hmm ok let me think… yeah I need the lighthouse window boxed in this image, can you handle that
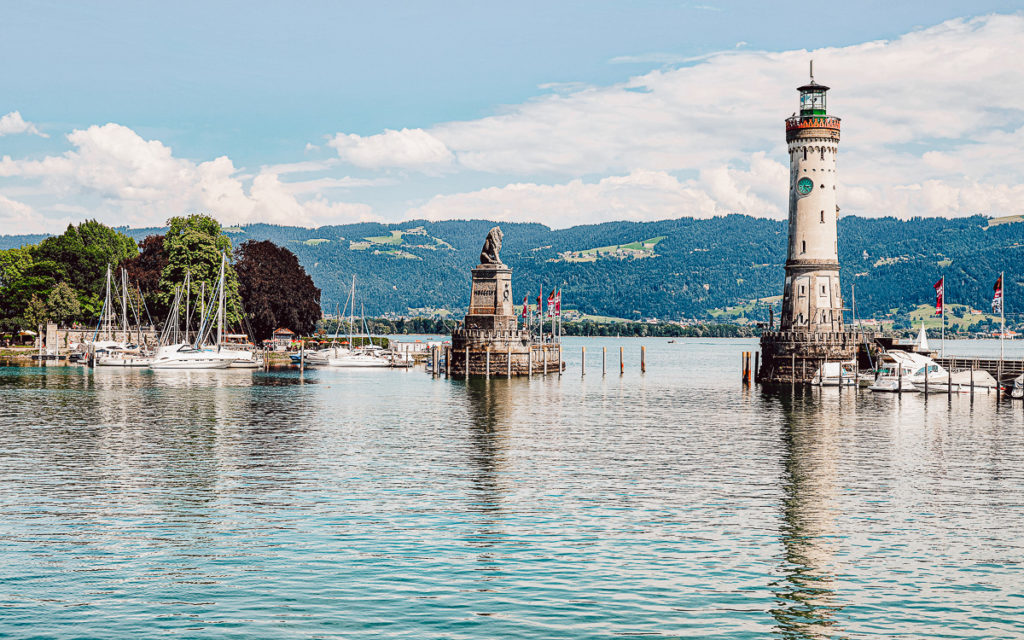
[821,285,827,295]
[820,148,824,160]
[820,210,824,223]
[803,148,807,160]
[801,240,806,253]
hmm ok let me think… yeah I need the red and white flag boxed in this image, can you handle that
[547,291,556,318]
[521,294,528,319]
[934,277,944,315]
[993,275,1003,314]
[554,290,562,317]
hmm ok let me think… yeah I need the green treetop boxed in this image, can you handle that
[159,214,243,326]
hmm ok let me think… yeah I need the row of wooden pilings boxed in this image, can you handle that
[429,345,647,378]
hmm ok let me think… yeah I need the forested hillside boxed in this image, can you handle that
[3,215,1022,321]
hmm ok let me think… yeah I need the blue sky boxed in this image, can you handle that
[2,2,1023,232]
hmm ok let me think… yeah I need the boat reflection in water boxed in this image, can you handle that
[769,391,846,639]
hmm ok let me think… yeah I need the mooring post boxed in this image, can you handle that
[924,363,928,395]
[542,346,548,376]
[602,347,607,376]
[970,364,974,399]
[465,346,470,379]
[619,346,624,375]
[898,364,902,396]
[947,362,952,399]
[432,346,438,377]
[558,343,563,377]
[641,346,646,374]
[791,353,796,385]
[581,346,586,377]
[754,352,759,384]
[742,352,748,384]
[819,359,825,387]
[507,346,512,378]
[838,361,843,389]
[801,358,806,383]
[485,348,490,379]
[299,342,305,372]
[997,361,1003,401]
[528,346,533,378]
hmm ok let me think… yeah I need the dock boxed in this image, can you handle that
[935,356,1024,383]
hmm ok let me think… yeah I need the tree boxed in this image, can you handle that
[22,294,49,331]
[122,234,168,320]
[33,220,136,299]
[235,240,321,341]
[47,282,81,326]
[159,215,242,325]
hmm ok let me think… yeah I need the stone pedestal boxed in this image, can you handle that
[757,329,861,385]
[449,264,563,377]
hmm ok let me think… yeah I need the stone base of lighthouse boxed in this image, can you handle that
[448,264,563,377]
[757,329,862,384]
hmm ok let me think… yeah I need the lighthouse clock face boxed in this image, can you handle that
[796,177,814,196]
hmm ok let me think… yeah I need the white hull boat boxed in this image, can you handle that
[914,369,998,394]
[326,352,393,368]
[869,350,947,393]
[149,344,234,370]
[1012,374,1023,399]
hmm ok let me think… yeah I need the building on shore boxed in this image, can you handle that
[758,65,863,384]
[448,227,562,376]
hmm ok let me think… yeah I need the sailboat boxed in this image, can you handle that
[94,266,152,367]
[150,256,243,369]
[324,275,392,368]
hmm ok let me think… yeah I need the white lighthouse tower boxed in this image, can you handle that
[758,64,859,384]
[780,64,844,332]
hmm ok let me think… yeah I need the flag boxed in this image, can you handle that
[547,291,556,318]
[554,290,562,317]
[993,275,1003,314]
[521,295,528,319]
[934,277,943,316]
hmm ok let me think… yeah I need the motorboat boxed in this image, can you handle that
[914,369,999,394]
[869,351,946,392]
[149,343,233,369]
[95,344,152,367]
[326,349,393,368]
[811,361,865,386]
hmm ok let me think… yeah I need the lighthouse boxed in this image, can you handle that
[780,64,844,332]
[757,64,860,385]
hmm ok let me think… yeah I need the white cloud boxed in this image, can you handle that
[327,128,454,172]
[1,123,378,230]
[0,111,47,138]
[347,14,1024,220]
[407,170,719,227]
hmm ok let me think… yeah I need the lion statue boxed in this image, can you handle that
[479,226,504,265]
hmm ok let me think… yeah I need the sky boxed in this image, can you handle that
[2,1,1024,233]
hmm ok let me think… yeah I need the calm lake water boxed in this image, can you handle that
[1,337,1023,639]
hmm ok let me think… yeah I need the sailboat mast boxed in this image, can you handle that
[349,275,355,351]
[941,274,946,357]
[121,268,129,342]
[217,254,225,351]
[1000,270,1005,363]
[185,272,191,344]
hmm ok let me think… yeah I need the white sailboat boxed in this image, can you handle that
[150,257,240,370]
[94,266,152,367]
[324,275,391,368]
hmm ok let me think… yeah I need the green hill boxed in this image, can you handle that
[2,214,1022,323]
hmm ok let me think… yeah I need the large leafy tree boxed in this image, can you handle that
[235,240,321,341]
[159,215,242,326]
[33,220,136,300]
[122,234,169,321]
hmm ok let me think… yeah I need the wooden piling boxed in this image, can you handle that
[528,347,533,378]
[444,346,450,378]
[507,346,512,378]
[970,364,974,399]
[485,348,490,379]
[818,359,824,387]
[791,353,796,385]
[997,361,1003,401]
[299,342,305,372]
[543,346,548,376]
[898,364,902,396]
[924,362,928,394]
[558,343,563,377]
[641,346,646,374]
[465,346,470,379]
[754,352,759,383]
[581,346,586,377]
[602,347,607,376]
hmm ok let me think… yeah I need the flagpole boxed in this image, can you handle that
[1000,271,1005,363]
[941,274,945,357]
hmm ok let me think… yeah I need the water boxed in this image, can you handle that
[1,337,1023,638]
